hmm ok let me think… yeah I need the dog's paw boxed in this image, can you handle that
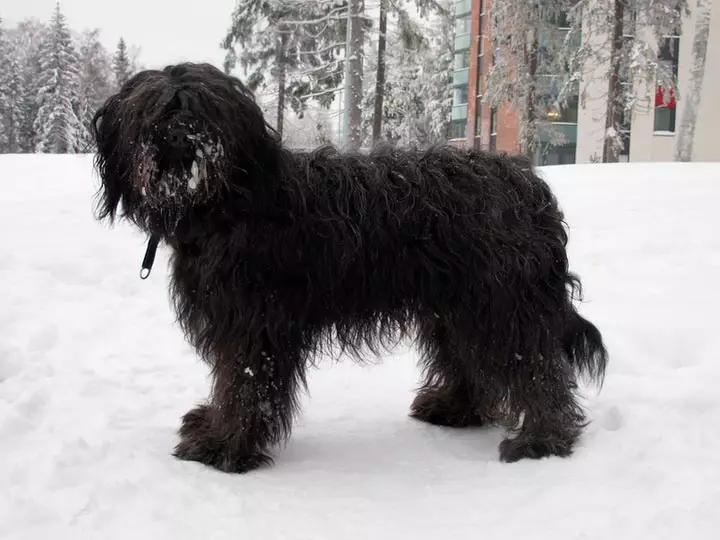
[409,388,489,428]
[498,432,576,463]
[173,405,272,473]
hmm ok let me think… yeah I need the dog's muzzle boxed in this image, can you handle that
[133,131,224,205]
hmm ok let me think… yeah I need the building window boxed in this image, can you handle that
[537,144,577,166]
[479,0,486,35]
[455,14,471,35]
[454,0,472,16]
[454,49,470,70]
[449,0,473,141]
[450,119,467,140]
[623,8,637,37]
[475,95,483,136]
[551,93,578,124]
[453,85,469,106]
[654,36,679,133]
[654,107,676,132]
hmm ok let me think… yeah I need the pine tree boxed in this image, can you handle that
[0,19,25,153]
[9,18,46,152]
[112,37,131,89]
[222,0,348,137]
[77,29,113,151]
[0,19,9,151]
[33,2,84,153]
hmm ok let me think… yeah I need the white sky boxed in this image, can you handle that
[2,0,237,70]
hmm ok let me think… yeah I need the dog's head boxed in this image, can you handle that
[92,62,278,236]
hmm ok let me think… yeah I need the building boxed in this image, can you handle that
[449,0,720,164]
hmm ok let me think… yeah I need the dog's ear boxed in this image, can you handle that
[92,101,109,143]
[92,92,122,148]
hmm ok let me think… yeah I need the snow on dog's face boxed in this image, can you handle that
[92,62,272,238]
[133,117,226,209]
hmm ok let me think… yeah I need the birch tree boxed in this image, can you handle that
[674,0,712,161]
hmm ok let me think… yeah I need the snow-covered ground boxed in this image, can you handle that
[1,154,719,539]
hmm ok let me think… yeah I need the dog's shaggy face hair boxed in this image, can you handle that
[93,62,608,474]
[93,63,278,238]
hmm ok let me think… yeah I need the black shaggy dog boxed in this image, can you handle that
[92,62,608,473]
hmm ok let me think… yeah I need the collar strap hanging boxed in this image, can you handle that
[140,234,160,280]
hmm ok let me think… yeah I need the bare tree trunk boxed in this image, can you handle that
[523,27,539,160]
[276,31,288,139]
[603,0,625,163]
[371,0,387,146]
[342,0,364,150]
[675,0,713,162]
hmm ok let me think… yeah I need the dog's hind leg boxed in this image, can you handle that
[174,326,307,473]
[493,288,594,463]
[497,355,587,462]
[410,316,498,428]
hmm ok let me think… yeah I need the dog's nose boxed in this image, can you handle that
[168,129,190,149]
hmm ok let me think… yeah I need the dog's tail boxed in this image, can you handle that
[562,303,608,388]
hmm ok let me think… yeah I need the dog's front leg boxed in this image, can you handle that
[174,327,306,473]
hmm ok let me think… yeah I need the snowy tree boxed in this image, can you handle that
[0,19,9,151]
[485,1,579,159]
[283,106,337,147]
[674,0,712,161]
[342,0,365,149]
[370,0,447,145]
[362,0,453,147]
[0,20,25,153]
[8,18,46,152]
[33,2,84,153]
[563,0,688,161]
[127,43,145,74]
[112,37,131,89]
[77,29,113,151]
[222,0,349,138]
